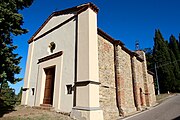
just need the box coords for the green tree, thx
[178,34,180,51]
[0,82,16,109]
[144,48,160,94]
[144,48,153,70]
[15,87,22,105]
[0,0,33,91]
[169,35,180,66]
[153,29,175,93]
[169,35,180,92]
[168,49,179,92]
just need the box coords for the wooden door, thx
[43,67,55,105]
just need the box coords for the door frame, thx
[34,53,63,109]
[43,66,56,105]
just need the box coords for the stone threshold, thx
[32,104,54,111]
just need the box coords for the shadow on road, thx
[172,116,180,120]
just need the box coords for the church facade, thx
[21,3,156,120]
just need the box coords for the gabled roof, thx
[97,28,124,46]
[28,2,99,44]
[28,3,144,62]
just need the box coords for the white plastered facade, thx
[22,13,76,112]
[22,4,103,120]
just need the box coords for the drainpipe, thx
[73,15,78,107]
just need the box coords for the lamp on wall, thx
[22,87,29,91]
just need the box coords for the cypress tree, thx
[153,29,175,93]
[168,49,179,92]
[178,34,180,51]
[169,35,180,67]
[144,48,153,70]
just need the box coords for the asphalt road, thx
[123,94,180,120]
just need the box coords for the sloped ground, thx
[0,94,175,120]
[156,93,176,104]
[0,106,73,120]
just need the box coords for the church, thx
[21,3,156,120]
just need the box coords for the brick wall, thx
[116,45,136,115]
[135,51,150,107]
[147,73,156,106]
[135,51,156,107]
[98,35,119,120]
[134,58,146,108]
[97,35,156,118]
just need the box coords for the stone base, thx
[122,107,137,116]
[70,107,104,120]
[101,106,119,120]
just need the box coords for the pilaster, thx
[131,56,141,110]
[70,7,103,120]
[21,41,34,105]
[135,51,150,106]
[114,45,124,116]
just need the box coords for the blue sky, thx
[11,0,180,94]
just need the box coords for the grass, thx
[156,93,174,103]
[0,106,73,120]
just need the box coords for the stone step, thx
[33,104,54,111]
[40,104,52,107]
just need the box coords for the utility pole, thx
[155,63,160,95]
